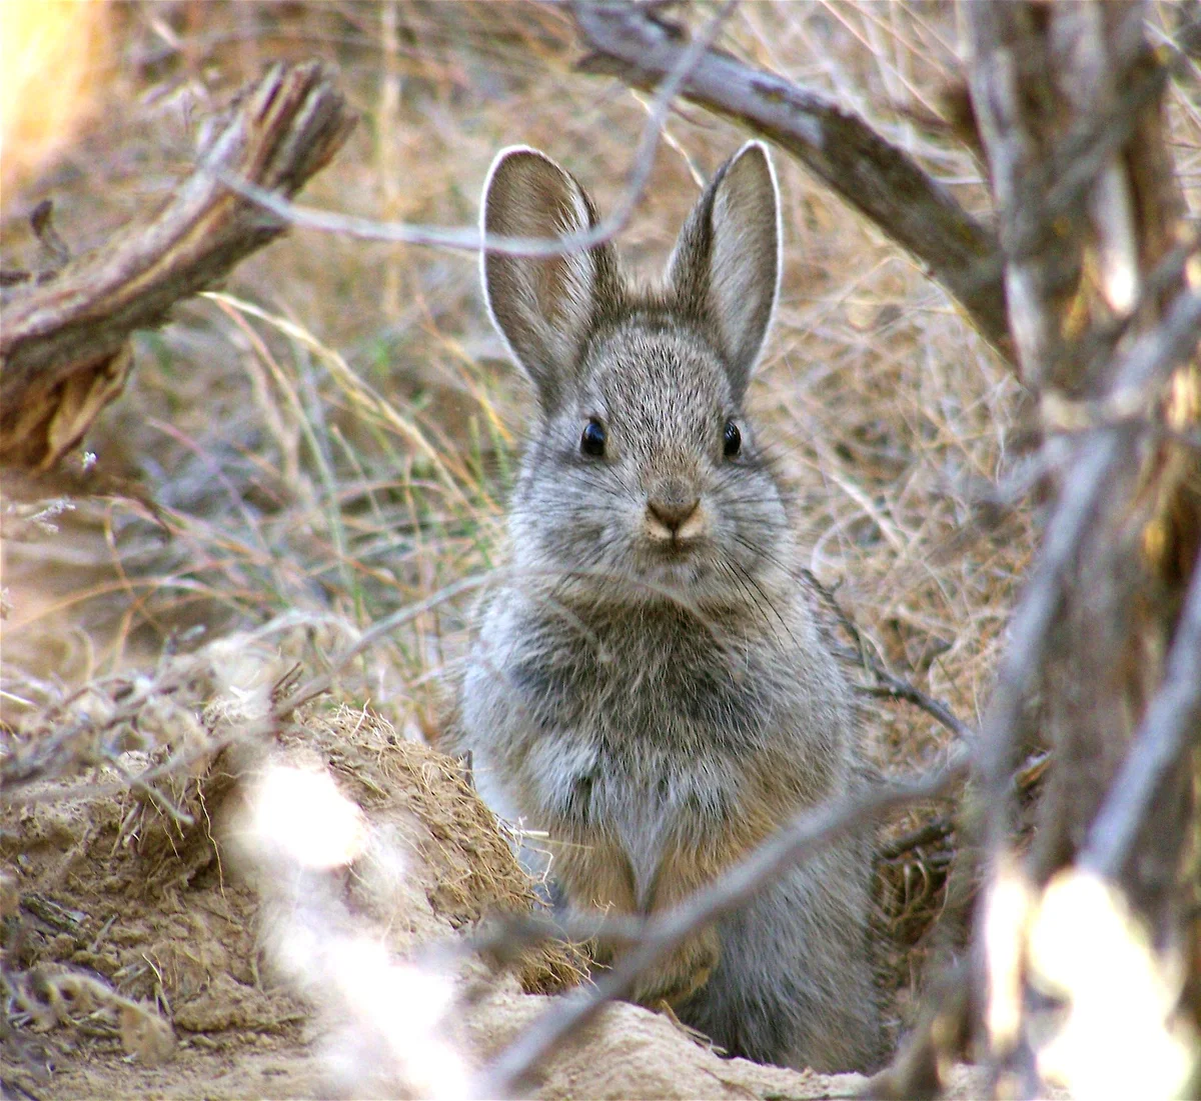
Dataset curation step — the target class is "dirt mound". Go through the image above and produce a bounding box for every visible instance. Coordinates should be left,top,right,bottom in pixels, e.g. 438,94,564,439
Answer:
3,645,903,1099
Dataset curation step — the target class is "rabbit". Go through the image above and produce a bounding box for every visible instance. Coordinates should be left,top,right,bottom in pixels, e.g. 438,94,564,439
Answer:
447,140,885,1073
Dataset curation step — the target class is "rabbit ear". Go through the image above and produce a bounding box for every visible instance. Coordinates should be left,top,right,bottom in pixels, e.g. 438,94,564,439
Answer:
667,142,781,398
481,147,619,410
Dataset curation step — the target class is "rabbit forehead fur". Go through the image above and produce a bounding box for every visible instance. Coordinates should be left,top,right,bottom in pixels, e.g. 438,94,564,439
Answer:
577,317,734,459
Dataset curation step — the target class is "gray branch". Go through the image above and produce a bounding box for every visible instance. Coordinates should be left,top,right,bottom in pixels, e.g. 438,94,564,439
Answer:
1083,528,1201,876
475,753,968,1098
569,1,1013,362
0,61,357,469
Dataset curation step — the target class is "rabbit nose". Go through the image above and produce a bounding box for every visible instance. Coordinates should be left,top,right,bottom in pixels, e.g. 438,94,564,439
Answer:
647,494,701,534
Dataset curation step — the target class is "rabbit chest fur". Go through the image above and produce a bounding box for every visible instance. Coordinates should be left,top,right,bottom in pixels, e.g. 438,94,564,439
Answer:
449,142,884,1073
464,583,848,906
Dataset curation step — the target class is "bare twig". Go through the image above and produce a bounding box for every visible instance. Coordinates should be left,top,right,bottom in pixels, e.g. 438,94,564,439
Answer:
974,431,1122,830
802,568,978,743
211,2,737,261
860,675,976,743
965,0,1199,838
274,574,491,719
568,0,1012,362
475,753,969,1098
964,3,1173,392
1082,543,1201,876
453,908,644,965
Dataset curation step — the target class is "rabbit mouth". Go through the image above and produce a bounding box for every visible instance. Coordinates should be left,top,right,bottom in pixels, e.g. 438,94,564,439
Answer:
641,526,704,562
647,534,698,559
631,539,713,589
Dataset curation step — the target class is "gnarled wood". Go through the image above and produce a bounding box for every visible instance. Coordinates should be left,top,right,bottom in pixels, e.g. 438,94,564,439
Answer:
964,1,1200,1092
0,61,357,470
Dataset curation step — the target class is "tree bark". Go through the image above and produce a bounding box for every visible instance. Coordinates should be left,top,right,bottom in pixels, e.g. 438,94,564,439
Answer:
964,0,1200,1087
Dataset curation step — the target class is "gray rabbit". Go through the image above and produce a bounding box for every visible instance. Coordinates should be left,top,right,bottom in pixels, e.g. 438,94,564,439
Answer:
447,142,884,1072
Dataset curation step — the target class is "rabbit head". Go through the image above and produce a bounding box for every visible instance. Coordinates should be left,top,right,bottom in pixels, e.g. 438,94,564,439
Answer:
481,142,791,607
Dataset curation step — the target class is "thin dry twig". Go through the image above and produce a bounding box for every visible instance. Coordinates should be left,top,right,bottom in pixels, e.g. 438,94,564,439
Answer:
802,567,978,743
210,2,737,261
568,0,1012,361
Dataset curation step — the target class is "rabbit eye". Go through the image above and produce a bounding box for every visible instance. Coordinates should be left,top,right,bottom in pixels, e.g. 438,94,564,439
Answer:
580,418,606,458
723,419,742,458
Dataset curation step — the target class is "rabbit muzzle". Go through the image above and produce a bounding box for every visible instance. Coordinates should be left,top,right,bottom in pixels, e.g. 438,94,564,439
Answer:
643,479,706,548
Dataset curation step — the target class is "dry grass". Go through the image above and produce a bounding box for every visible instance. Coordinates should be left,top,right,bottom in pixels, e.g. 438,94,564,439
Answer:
1,1,1032,745
3,0,1200,1081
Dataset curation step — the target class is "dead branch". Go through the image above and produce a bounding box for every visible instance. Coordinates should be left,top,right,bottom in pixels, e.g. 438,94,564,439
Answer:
0,61,357,471
968,286,1201,852
952,289,1200,1097
802,567,978,743
1083,543,1201,877
209,3,735,263
966,0,1200,883
965,3,1164,393
960,1,1201,1091
568,1,1014,363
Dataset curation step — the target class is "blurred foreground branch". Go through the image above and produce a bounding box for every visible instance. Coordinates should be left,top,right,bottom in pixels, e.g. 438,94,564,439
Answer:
933,3,1201,1096
210,2,734,262
1083,545,1201,877
0,61,356,471
477,752,968,1098
569,1,1014,362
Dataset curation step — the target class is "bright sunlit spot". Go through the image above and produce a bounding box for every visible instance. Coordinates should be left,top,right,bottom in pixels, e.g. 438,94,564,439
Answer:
982,853,1034,1053
321,935,470,1101
1029,870,1198,1100
244,764,367,870
0,0,109,192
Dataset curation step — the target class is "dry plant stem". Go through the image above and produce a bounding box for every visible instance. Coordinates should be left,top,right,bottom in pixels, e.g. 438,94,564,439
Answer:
803,568,978,743
2,575,493,806
275,573,492,720
0,61,356,470
964,0,1185,851
1082,544,1201,877
861,674,975,743
568,1,1013,362
469,752,1055,961
213,2,737,261
476,754,969,1099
